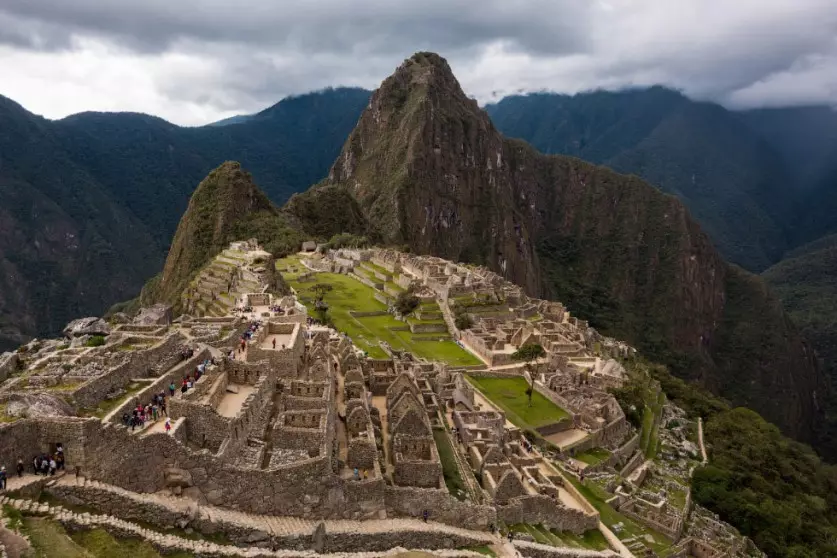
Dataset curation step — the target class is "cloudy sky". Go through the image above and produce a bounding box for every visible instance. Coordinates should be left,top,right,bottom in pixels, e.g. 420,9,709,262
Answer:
1,0,836,126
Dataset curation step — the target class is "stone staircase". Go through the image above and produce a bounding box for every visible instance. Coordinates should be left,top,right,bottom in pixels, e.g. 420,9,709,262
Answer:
46,475,495,549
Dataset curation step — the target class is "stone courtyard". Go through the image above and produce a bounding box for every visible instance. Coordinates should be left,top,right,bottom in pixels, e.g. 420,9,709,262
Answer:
0,241,760,558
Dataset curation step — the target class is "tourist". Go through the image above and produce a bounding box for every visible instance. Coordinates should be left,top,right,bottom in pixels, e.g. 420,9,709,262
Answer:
152,403,159,421
363,469,368,480
181,379,188,394
0,467,6,490
56,452,65,471
272,338,276,349
353,467,359,480
16,459,24,478
165,418,172,434
48,457,57,476
122,412,130,427
160,399,167,417
422,510,428,522
169,381,176,397
507,532,514,543
33,455,41,475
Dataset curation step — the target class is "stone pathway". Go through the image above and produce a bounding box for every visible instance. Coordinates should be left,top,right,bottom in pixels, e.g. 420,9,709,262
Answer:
1,491,491,558
50,476,496,543
697,418,708,464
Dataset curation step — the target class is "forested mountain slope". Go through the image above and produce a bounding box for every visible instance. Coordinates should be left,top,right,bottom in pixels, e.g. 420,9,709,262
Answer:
0,88,370,349
286,52,827,446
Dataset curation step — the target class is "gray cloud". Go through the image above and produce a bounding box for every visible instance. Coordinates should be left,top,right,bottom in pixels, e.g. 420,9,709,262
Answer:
0,0,835,125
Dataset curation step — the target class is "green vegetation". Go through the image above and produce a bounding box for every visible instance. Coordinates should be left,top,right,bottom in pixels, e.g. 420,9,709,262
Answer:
763,233,837,456
18,517,195,558
85,335,106,347
460,545,496,556
574,448,611,466
511,343,546,407
467,376,568,428
0,88,371,351
692,408,837,557
619,358,837,558
565,476,672,555
508,523,610,552
285,268,480,365
72,528,195,558
323,232,370,250
84,381,149,418
433,429,467,501
395,290,420,316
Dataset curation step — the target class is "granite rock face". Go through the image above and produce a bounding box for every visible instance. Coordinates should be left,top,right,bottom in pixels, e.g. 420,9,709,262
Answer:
63,317,111,338
6,393,76,418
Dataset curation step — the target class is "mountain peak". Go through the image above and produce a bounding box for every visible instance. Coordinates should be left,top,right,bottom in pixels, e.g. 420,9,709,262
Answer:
151,161,301,307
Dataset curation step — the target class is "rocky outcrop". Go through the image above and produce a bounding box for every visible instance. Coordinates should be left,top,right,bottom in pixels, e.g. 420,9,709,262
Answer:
311,52,827,443
5,393,75,418
62,317,111,338
133,304,172,326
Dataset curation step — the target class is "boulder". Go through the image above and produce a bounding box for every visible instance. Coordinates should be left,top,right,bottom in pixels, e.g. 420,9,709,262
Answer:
63,317,111,338
110,312,132,325
5,393,76,418
134,304,173,326
0,351,20,381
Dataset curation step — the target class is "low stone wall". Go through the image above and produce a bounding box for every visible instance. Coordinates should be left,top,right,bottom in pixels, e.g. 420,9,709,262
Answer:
349,311,389,318
385,485,495,531
105,347,211,425
514,540,618,558
535,419,573,437
620,451,644,478
72,333,187,409
497,494,598,533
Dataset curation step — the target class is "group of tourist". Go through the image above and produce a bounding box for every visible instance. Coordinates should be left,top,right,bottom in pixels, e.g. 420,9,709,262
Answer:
122,391,169,431
0,444,65,490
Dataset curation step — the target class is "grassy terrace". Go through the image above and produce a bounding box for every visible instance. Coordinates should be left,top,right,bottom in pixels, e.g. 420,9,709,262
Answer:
574,448,611,466
433,429,468,500
508,524,610,551
565,475,673,556
466,376,569,429
279,262,481,366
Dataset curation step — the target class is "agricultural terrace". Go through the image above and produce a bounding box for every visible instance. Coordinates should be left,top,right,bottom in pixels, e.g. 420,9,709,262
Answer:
466,376,569,429
277,258,481,366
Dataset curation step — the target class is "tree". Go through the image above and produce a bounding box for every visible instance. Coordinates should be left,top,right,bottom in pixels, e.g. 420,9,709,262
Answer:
309,283,333,324
454,311,474,330
512,343,546,407
395,290,420,317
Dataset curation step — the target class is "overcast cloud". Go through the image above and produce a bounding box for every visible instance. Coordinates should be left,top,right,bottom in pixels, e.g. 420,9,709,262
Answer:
0,0,835,125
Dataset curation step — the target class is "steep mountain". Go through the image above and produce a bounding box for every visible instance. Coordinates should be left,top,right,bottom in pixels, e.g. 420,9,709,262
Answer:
485,89,795,271
0,96,160,351
764,231,837,449
0,88,369,347
144,161,301,308
299,52,826,444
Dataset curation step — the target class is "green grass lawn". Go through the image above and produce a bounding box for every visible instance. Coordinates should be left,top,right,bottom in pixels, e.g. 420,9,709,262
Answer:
467,376,569,428
287,271,481,365
433,429,468,500
575,447,611,466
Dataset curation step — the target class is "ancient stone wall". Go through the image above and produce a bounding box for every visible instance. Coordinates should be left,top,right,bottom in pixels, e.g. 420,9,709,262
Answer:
497,494,598,533
384,485,495,531
72,333,187,409
246,323,303,371
105,348,211,425
513,540,618,558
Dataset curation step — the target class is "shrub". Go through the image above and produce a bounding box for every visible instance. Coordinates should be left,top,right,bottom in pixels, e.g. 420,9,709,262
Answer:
455,312,474,330
85,336,106,347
